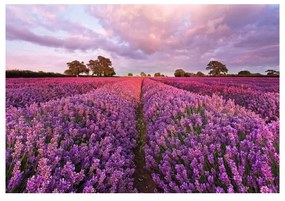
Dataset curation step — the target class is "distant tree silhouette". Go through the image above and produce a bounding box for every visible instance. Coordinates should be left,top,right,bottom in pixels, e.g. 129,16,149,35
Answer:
174,69,186,77
196,71,205,77
66,60,89,77
252,73,263,77
266,69,279,76
154,72,161,77
6,70,66,78
238,70,251,76
128,73,133,77
147,74,151,77
206,60,228,76
185,72,194,77
140,72,147,77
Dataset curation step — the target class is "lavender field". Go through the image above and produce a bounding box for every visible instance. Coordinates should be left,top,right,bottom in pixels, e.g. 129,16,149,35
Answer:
6,77,279,193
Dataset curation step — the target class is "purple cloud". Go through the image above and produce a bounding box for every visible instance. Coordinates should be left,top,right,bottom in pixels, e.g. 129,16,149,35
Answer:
6,4,279,75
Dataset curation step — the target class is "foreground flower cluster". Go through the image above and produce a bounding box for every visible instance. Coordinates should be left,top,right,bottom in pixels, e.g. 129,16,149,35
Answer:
6,79,142,192
156,77,279,122
143,79,279,193
6,78,120,108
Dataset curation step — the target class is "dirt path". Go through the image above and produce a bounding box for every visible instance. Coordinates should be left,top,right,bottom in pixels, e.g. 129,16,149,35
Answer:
133,79,157,193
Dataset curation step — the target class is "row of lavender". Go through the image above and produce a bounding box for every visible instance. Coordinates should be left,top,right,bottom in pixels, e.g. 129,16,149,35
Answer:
6,78,121,108
195,77,279,93
155,78,279,122
154,77,279,93
143,79,279,193
6,79,142,192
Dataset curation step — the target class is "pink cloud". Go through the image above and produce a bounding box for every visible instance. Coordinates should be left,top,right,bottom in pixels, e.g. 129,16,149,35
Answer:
6,4,279,75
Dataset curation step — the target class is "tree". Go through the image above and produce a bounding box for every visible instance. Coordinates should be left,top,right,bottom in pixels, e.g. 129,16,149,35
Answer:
66,60,89,77
87,60,102,76
154,72,161,77
64,69,73,76
128,73,133,77
196,71,205,77
206,60,228,76
84,68,90,75
87,56,116,77
174,69,186,77
185,72,194,77
140,72,147,77
104,67,115,77
266,69,279,76
238,70,251,76
147,74,151,77
252,73,262,77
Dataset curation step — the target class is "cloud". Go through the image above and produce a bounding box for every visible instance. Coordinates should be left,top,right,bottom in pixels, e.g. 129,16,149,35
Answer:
6,4,279,75
6,5,146,60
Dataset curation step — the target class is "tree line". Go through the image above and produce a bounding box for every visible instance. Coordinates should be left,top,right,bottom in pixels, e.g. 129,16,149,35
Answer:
64,56,116,77
6,70,67,78
7,59,279,78
173,60,279,77
127,72,167,77
127,60,279,78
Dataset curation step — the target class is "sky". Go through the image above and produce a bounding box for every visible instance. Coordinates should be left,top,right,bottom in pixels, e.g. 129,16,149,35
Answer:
6,4,279,76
